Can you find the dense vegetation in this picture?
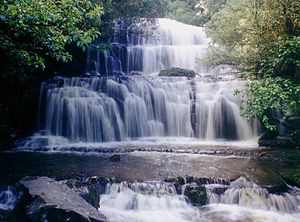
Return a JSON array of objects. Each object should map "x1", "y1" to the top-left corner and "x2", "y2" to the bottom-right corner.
[
  {"x1": 166, "y1": 0, "x2": 226, "y2": 26},
  {"x1": 204, "y1": 0, "x2": 300, "y2": 139}
]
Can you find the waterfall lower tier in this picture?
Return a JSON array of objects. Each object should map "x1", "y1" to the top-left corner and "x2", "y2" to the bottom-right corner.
[
  {"x1": 36, "y1": 76, "x2": 258, "y2": 143},
  {"x1": 99, "y1": 178, "x2": 300, "y2": 222}
]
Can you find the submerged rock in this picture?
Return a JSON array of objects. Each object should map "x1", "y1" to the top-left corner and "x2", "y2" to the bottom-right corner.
[
  {"x1": 19, "y1": 177, "x2": 107, "y2": 222},
  {"x1": 158, "y1": 67, "x2": 196, "y2": 78},
  {"x1": 110, "y1": 154, "x2": 121, "y2": 162}
]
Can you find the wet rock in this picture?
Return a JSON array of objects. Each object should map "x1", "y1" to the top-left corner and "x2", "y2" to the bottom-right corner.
[
  {"x1": 19, "y1": 177, "x2": 107, "y2": 222},
  {"x1": 63, "y1": 179, "x2": 100, "y2": 209},
  {"x1": 88, "y1": 176, "x2": 110, "y2": 195},
  {"x1": 164, "y1": 176, "x2": 185, "y2": 185},
  {"x1": 258, "y1": 132, "x2": 299, "y2": 148},
  {"x1": 184, "y1": 184, "x2": 207, "y2": 206},
  {"x1": 158, "y1": 67, "x2": 196, "y2": 78},
  {"x1": 110, "y1": 154, "x2": 121, "y2": 162},
  {"x1": 258, "y1": 136, "x2": 297, "y2": 148},
  {"x1": 211, "y1": 187, "x2": 227, "y2": 195},
  {"x1": 186, "y1": 176, "x2": 194, "y2": 184},
  {"x1": 264, "y1": 183, "x2": 288, "y2": 194},
  {"x1": 164, "y1": 177, "x2": 186, "y2": 194}
]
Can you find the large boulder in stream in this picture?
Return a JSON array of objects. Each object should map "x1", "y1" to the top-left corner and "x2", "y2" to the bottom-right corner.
[
  {"x1": 19, "y1": 177, "x2": 107, "y2": 222},
  {"x1": 158, "y1": 67, "x2": 196, "y2": 78}
]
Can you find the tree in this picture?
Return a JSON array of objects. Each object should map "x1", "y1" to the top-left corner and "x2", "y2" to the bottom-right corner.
[{"x1": 0, "y1": 0, "x2": 103, "y2": 77}]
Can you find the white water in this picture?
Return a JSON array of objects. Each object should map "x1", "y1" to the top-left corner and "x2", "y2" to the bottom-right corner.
[
  {"x1": 99, "y1": 182, "x2": 200, "y2": 222},
  {"x1": 0, "y1": 186, "x2": 20, "y2": 211},
  {"x1": 99, "y1": 178, "x2": 300, "y2": 222},
  {"x1": 34, "y1": 76, "x2": 258, "y2": 144},
  {"x1": 88, "y1": 19, "x2": 208, "y2": 76}
]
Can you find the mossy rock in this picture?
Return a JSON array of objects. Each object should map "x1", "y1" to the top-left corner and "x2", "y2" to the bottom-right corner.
[
  {"x1": 159, "y1": 67, "x2": 196, "y2": 78},
  {"x1": 184, "y1": 185, "x2": 207, "y2": 206},
  {"x1": 282, "y1": 171, "x2": 300, "y2": 187}
]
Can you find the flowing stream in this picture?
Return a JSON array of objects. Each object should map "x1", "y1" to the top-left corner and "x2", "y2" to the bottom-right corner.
[{"x1": 12, "y1": 18, "x2": 300, "y2": 221}]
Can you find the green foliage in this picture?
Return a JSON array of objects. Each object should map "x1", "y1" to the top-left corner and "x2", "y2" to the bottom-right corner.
[
  {"x1": 237, "y1": 77, "x2": 300, "y2": 131},
  {"x1": 0, "y1": 0, "x2": 103, "y2": 76},
  {"x1": 166, "y1": 0, "x2": 226, "y2": 26},
  {"x1": 204, "y1": 0, "x2": 258, "y2": 70},
  {"x1": 259, "y1": 36, "x2": 300, "y2": 80},
  {"x1": 166, "y1": 0, "x2": 207, "y2": 26},
  {"x1": 94, "y1": 0, "x2": 169, "y2": 20},
  {"x1": 282, "y1": 170, "x2": 300, "y2": 187}
]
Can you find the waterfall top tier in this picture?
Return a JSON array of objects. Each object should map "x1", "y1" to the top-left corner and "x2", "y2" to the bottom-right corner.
[
  {"x1": 112, "y1": 18, "x2": 209, "y2": 46},
  {"x1": 87, "y1": 18, "x2": 209, "y2": 76},
  {"x1": 154, "y1": 18, "x2": 209, "y2": 46}
]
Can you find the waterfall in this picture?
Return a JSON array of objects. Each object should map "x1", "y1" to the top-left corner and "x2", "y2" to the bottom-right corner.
[
  {"x1": 98, "y1": 178, "x2": 300, "y2": 222},
  {"x1": 99, "y1": 182, "x2": 200, "y2": 222},
  {"x1": 20, "y1": 18, "x2": 260, "y2": 146},
  {"x1": 35, "y1": 76, "x2": 258, "y2": 143}
]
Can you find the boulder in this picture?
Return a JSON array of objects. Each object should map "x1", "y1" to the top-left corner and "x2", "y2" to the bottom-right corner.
[
  {"x1": 158, "y1": 67, "x2": 196, "y2": 78},
  {"x1": 19, "y1": 177, "x2": 106, "y2": 222}
]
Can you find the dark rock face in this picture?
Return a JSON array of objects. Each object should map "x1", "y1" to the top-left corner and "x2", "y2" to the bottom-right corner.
[
  {"x1": 158, "y1": 67, "x2": 196, "y2": 78},
  {"x1": 258, "y1": 133, "x2": 298, "y2": 148},
  {"x1": 19, "y1": 177, "x2": 107, "y2": 222}
]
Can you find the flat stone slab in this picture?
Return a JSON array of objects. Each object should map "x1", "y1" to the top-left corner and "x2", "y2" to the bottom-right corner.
[{"x1": 20, "y1": 177, "x2": 106, "y2": 222}]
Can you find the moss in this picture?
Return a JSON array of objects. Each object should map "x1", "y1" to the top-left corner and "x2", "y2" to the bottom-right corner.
[
  {"x1": 158, "y1": 67, "x2": 196, "y2": 78},
  {"x1": 282, "y1": 171, "x2": 300, "y2": 187},
  {"x1": 184, "y1": 185, "x2": 207, "y2": 206}
]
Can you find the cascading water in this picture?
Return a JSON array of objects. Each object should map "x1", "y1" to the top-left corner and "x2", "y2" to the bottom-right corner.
[
  {"x1": 99, "y1": 182, "x2": 199, "y2": 222},
  {"x1": 19, "y1": 18, "x2": 259, "y2": 148},
  {"x1": 87, "y1": 19, "x2": 209, "y2": 76},
  {"x1": 99, "y1": 178, "x2": 300, "y2": 222},
  {"x1": 0, "y1": 186, "x2": 21, "y2": 211}
]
